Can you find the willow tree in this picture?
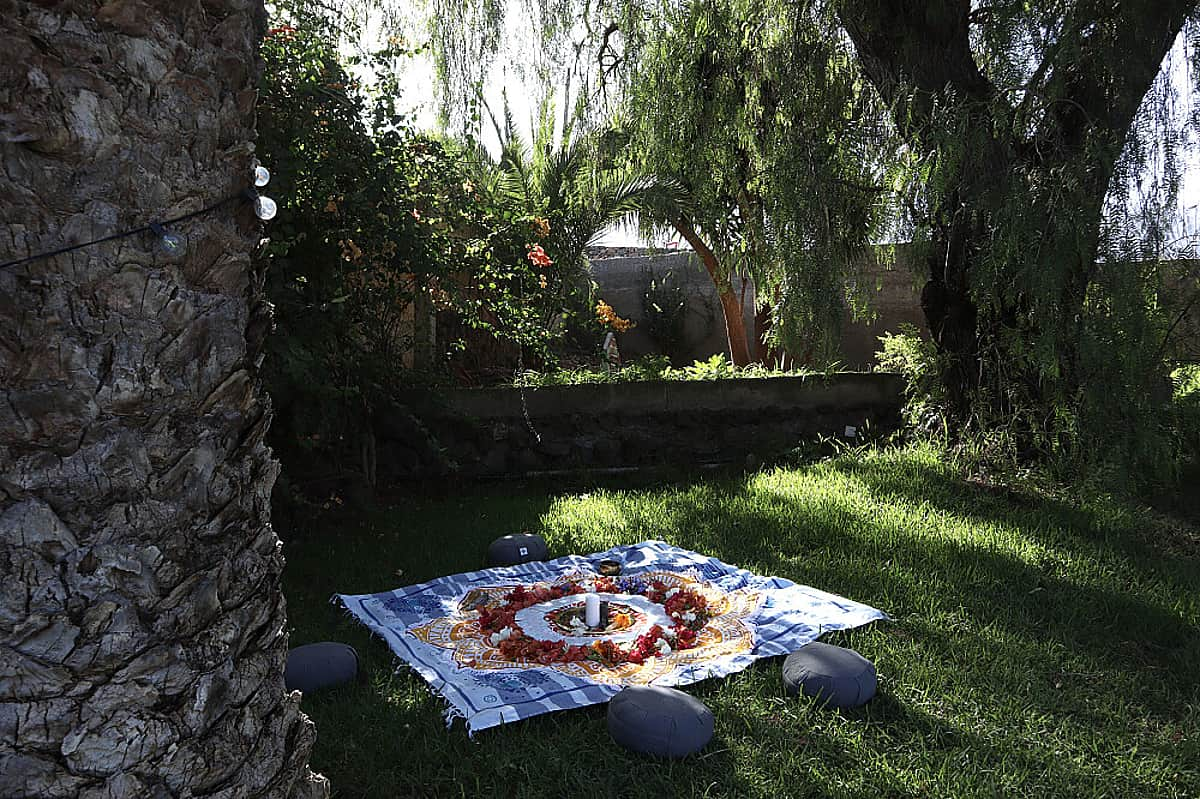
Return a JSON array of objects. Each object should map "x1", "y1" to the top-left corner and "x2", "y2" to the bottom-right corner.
[
  {"x1": 420, "y1": 0, "x2": 900, "y2": 368},
  {"x1": 422, "y1": 0, "x2": 890, "y2": 366},
  {"x1": 419, "y1": 0, "x2": 1200, "y2": 472},
  {"x1": 616, "y1": 0, "x2": 896, "y2": 366},
  {"x1": 836, "y1": 0, "x2": 1200, "y2": 470},
  {"x1": 1, "y1": 3, "x2": 326, "y2": 797}
]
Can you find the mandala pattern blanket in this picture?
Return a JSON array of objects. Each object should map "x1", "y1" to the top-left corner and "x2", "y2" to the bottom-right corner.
[{"x1": 336, "y1": 540, "x2": 886, "y2": 734}]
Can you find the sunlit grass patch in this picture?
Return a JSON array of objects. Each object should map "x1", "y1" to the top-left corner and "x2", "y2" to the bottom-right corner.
[{"x1": 284, "y1": 446, "x2": 1200, "y2": 798}]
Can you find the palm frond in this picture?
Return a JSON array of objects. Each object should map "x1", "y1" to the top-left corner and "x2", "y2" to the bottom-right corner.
[{"x1": 536, "y1": 137, "x2": 587, "y2": 212}]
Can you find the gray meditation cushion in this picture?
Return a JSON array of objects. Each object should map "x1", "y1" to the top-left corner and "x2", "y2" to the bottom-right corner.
[
  {"x1": 285, "y1": 642, "x2": 359, "y2": 693},
  {"x1": 486, "y1": 533, "x2": 548, "y2": 566},
  {"x1": 607, "y1": 685, "x2": 714, "y2": 758},
  {"x1": 782, "y1": 641, "x2": 876, "y2": 709}
]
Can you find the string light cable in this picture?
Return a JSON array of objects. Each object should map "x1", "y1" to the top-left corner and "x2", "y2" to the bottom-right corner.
[{"x1": 0, "y1": 165, "x2": 276, "y2": 271}]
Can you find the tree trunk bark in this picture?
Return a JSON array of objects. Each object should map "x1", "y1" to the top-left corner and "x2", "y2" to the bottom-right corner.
[
  {"x1": 0, "y1": 3, "x2": 326, "y2": 797},
  {"x1": 670, "y1": 217, "x2": 752, "y2": 366}
]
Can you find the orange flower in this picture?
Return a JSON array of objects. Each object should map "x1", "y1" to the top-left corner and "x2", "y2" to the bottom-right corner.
[
  {"x1": 596, "y1": 299, "x2": 635, "y2": 332},
  {"x1": 531, "y1": 217, "x2": 551, "y2": 239},
  {"x1": 526, "y1": 243, "x2": 553, "y2": 268},
  {"x1": 339, "y1": 239, "x2": 362, "y2": 261}
]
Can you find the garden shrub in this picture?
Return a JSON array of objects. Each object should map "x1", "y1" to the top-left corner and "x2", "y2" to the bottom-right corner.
[
  {"x1": 256, "y1": 15, "x2": 583, "y2": 517},
  {"x1": 514, "y1": 354, "x2": 831, "y2": 386},
  {"x1": 641, "y1": 268, "x2": 688, "y2": 358},
  {"x1": 875, "y1": 325, "x2": 946, "y2": 437},
  {"x1": 1173, "y1": 365, "x2": 1200, "y2": 466},
  {"x1": 878, "y1": 328, "x2": 1199, "y2": 493}
]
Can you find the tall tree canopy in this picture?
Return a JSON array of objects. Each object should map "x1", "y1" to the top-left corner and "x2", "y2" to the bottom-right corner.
[
  {"x1": 837, "y1": 0, "x2": 1198, "y2": 470},
  {"x1": 418, "y1": 0, "x2": 1200, "y2": 475},
  {"x1": 618, "y1": 0, "x2": 897, "y2": 363}
]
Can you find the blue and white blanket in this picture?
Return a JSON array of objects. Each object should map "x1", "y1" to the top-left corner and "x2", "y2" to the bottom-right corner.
[{"x1": 336, "y1": 540, "x2": 885, "y2": 734}]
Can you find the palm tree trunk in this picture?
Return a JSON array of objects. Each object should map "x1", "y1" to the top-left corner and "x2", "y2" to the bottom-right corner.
[
  {"x1": 0, "y1": 3, "x2": 326, "y2": 797},
  {"x1": 670, "y1": 218, "x2": 752, "y2": 366}
]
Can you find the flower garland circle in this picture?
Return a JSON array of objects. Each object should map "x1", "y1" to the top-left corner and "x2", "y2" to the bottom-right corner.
[{"x1": 475, "y1": 575, "x2": 711, "y2": 667}]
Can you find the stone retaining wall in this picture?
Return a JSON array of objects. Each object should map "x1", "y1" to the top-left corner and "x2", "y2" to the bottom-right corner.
[{"x1": 377, "y1": 373, "x2": 904, "y2": 479}]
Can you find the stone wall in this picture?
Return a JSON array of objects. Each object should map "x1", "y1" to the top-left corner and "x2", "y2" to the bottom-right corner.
[
  {"x1": 840, "y1": 248, "x2": 929, "y2": 368},
  {"x1": 589, "y1": 251, "x2": 754, "y2": 364},
  {"x1": 377, "y1": 373, "x2": 904, "y2": 479},
  {"x1": 588, "y1": 247, "x2": 928, "y2": 369},
  {"x1": 588, "y1": 246, "x2": 1200, "y2": 368}
]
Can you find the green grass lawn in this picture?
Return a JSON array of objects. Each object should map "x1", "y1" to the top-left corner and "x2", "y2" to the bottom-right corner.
[{"x1": 283, "y1": 446, "x2": 1200, "y2": 798}]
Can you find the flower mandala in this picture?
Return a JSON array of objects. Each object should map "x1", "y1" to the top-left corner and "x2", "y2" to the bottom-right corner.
[
  {"x1": 409, "y1": 570, "x2": 763, "y2": 686},
  {"x1": 341, "y1": 540, "x2": 887, "y2": 734}
]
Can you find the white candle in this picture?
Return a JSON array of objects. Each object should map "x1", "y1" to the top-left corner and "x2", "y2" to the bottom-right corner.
[{"x1": 585, "y1": 594, "x2": 601, "y2": 628}]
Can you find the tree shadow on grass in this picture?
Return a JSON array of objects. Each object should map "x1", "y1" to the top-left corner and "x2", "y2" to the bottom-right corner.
[
  {"x1": 284, "y1": 489, "x2": 560, "y2": 639},
  {"x1": 829, "y1": 452, "x2": 1200, "y2": 584},
  {"x1": 635, "y1": 476, "x2": 1198, "y2": 707},
  {"x1": 283, "y1": 460, "x2": 1200, "y2": 797},
  {"x1": 298, "y1": 654, "x2": 745, "y2": 798}
]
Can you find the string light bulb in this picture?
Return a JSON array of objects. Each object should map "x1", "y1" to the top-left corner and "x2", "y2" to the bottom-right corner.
[
  {"x1": 254, "y1": 194, "x2": 278, "y2": 221},
  {"x1": 150, "y1": 223, "x2": 187, "y2": 257},
  {"x1": 1, "y1": 177, "x2": 286, "y2": 271}
]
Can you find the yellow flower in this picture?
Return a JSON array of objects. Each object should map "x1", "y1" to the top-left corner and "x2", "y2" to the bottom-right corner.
[{"x1": 596, "y1": 299, "x2": 635, "y2": 332}]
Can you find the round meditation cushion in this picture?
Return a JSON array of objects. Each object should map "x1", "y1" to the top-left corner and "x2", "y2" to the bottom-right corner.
[
  {"x1": 285, "y1": 642, "x2": 359, "y2": 693},
  {"x1": 781, "y1": 641, "x2": 876, "y2": 709},
  {"x1": 607, "y1": 685, "x2": 714, "y2": 758},
  {"x1": 486, "y1": 533, "x2": 549, "y2": 566}
]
